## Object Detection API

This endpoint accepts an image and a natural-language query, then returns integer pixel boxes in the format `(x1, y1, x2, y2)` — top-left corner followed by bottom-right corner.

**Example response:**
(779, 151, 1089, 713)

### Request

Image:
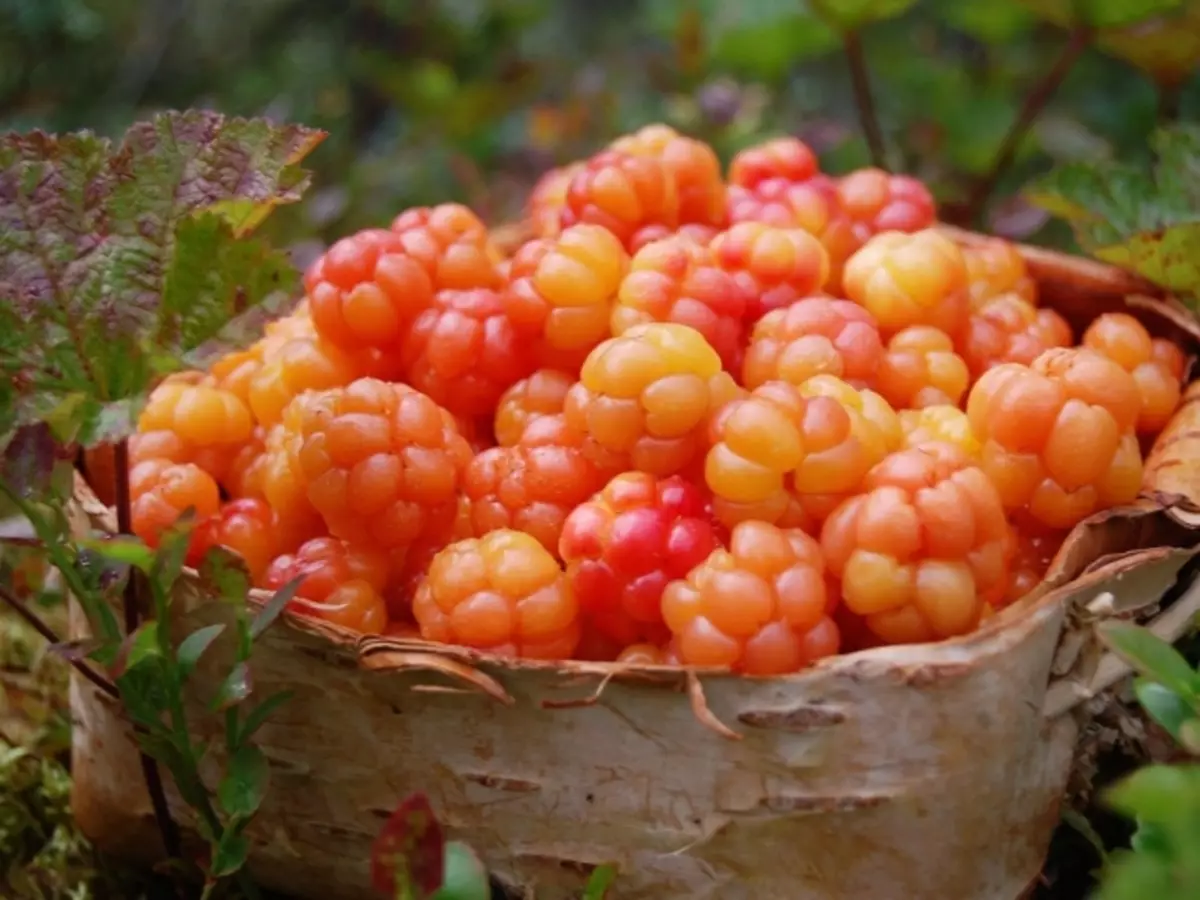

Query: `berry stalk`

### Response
(842, 29, 887, 169)
(113, 436, 183, 861)
(962, 26, 1093, 224)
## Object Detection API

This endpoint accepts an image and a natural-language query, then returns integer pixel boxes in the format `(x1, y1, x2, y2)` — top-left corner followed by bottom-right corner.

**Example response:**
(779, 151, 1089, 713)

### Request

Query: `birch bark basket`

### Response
(69, 235, 1200, 900)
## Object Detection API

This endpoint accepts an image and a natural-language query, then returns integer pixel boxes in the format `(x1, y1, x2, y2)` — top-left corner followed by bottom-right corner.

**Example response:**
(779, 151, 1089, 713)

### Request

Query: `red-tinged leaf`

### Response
(1, 422, 72, 498)
(371, 793, 445, 900)
(0, 112, 325, 446)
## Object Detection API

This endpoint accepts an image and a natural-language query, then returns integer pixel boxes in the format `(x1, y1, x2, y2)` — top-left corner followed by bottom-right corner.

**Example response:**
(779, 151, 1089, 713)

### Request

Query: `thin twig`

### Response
(1158, 83, 1182, 124)
(0, 582, 120, 699)
(843, 29, 886, 168)
(963, 26, 1093, 224)
(113, 438, 182, 860)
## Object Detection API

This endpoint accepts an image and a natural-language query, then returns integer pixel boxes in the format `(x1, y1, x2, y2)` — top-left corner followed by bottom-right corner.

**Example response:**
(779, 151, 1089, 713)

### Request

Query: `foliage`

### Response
(0, 111, 324, 445)
(1094, 622, 1200, 899)
(1027, 124, 1200, 306)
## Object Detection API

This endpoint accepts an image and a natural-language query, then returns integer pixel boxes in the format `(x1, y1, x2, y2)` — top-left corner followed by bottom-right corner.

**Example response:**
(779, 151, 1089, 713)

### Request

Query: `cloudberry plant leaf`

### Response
(236, 690, 293, 745)
(0, 112, 325, 446)
(1026, 124, 1200, 303)
(210, 830, 250, 878)
(371, 792, 445, 900)
(176, 623, 227, 682)
(582, 864, 618, 899)
(1098, 621, 1200, 700)
(810, 0, 918, 30)
(250, 576, 303, 640)
(211, 660, 253, 712)
(217, 743, 270, 821)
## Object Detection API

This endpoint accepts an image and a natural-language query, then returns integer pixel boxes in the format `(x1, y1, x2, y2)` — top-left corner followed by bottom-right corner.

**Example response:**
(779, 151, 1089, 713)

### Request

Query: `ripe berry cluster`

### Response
(115, 126, 1184, 672)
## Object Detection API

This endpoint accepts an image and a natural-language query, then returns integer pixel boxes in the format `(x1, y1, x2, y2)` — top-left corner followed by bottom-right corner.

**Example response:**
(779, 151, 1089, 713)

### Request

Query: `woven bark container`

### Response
(69, 231, 1200, 900)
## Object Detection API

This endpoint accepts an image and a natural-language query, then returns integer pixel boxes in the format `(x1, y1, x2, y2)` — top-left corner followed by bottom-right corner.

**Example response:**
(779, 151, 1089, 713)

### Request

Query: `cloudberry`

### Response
(835, 169, 937, 238)
(192, 498, 280, 583)
(728, 137, 820, 189)
(265, 536, 389, 634)
(961, 236, 1037, 309)
(464, 417, 608, 556)
(494, 369, 574, 447)
(842, 229, 969, 339)
(725, 179, 834, 236)
(129, 461, 221, 558)
(281, 378, 473, 549)
(207, 313, 316, 406)
(874, 326, 970, 410)
(1082, 313, 1183, 434)
(710, 222, 830, 323)
(389, 203, 502, 291)
(400, 287, 532, 418)
(560, 149, 680, 249)
(821, 442, 1010, 644)
(384, 495, 474, 619)
(224, 428, 268, 499)
(503, 224, 629, 374)
(966, 349, 1143, 530)
(961, 294, 1072, 378)
(661, 521, 840, 674)
(528, 163, 583, 238)
(705, 377, 899, 529)
(247, 334, 365, 427)
(305, 228, 435, 352)
(564, 323, 740, 477)
(899, 405, 980, 459)
(1003, 524, 1065, 609)
(613, 236, 749, 372)
(138, 381, 255, 484)
(611, 124, 726, 227)
(629, 223, 720, 253)
(412, 529, 581, 659)
(257, 416, 327, 550)
(616, 643, 674, 665)
(559, 472, 721, 647)
(742, 296, 883, 390)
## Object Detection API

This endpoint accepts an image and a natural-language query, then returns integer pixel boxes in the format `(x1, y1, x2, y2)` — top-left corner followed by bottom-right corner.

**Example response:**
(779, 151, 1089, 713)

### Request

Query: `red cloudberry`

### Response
(389, 203, 502, 291)
(560, 150, 680, 249)
(742, 296, 883, 390)
(873, 326, 970, 410)
(192, 498, 280, 584)
(559, 472, 721, 647)
(711, 222, 830, 323)
(961, 294, 1073, 378)
(611, 124, 726, 228)
(494, 369, 574, 447)
(265, 536, 390, 634)
(728, 137, 820, 190)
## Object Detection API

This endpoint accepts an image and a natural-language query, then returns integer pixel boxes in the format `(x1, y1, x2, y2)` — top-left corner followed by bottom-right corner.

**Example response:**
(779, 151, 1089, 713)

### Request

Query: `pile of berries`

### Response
(114, 127, 1187, 675)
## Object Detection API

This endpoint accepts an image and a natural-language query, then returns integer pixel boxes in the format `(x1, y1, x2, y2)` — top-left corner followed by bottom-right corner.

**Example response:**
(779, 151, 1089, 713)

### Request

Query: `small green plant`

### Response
(1091, 621, 1200, 898)
(0, 110, 325, 896)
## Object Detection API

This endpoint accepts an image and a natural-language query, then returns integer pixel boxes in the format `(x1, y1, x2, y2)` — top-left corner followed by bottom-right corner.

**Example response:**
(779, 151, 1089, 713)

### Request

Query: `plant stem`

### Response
(0, 582, 119, 698)
(843, 29, 886, 168)
(1157, 82, 1182, 123)
(113, 437, 182, 860)
(962, 26, 1092, 224)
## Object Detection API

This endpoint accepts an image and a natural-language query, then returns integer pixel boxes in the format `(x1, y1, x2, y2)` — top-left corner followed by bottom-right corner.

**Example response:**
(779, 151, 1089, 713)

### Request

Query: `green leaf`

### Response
(197, 545, 252, 604)
(1025, 125, 1200, 302)
(80, 535, 155, 574)
(211, 660, 253, 712)
(811, 0, 918, 30)
(110, 620, 161, 679)
(583, 864, 618, 900)
(0, 112, 324, 446)
(217, 743, 270, 820)
(237, 690, 293, 744)
(433, 842, 490, 900)
(115, 654, 174, 730)
(150, 511, 196, 597)
(1135, 678, 1197, 741)
(210, 830, 250, 878)
(1106, 764, 1200, 825)
(251, 576, 303, 641)
(176, 623, 226, 682)
(1097, 848, 1179, 900)
(1015, 0, 1183, 29)
(1097, 622, 1199, 700)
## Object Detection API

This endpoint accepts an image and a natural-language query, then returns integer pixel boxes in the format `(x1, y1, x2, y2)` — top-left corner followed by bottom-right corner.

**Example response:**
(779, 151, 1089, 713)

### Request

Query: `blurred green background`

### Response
(3, 0, 1197, 258)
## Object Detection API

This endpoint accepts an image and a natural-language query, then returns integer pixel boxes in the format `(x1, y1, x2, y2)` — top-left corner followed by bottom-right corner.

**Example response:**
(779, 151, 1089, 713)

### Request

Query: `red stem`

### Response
(962, 26, 1093, 224)
(0, 582, 119, 698)
(113, 437, 182, 859)
(843, 29, 886, 169)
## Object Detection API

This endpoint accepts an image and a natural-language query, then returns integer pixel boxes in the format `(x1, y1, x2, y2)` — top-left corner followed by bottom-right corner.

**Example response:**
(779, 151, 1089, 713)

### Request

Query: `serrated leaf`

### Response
(1025, 124, 1200, 302)
(1135, 678, 1197, 741)
(811, 0, 918, 29)
(251, 576, 302, 640)
(371, 793, 445, 900)
(210, 831, 250, 878)
(176, 623, 226, 681)
(0, 112, 324, 446)
(1097, 622, 1199, 700)
(217, 743, 270, 820)
(211, 660, 253, 712)
(237, 690, 293, 744)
